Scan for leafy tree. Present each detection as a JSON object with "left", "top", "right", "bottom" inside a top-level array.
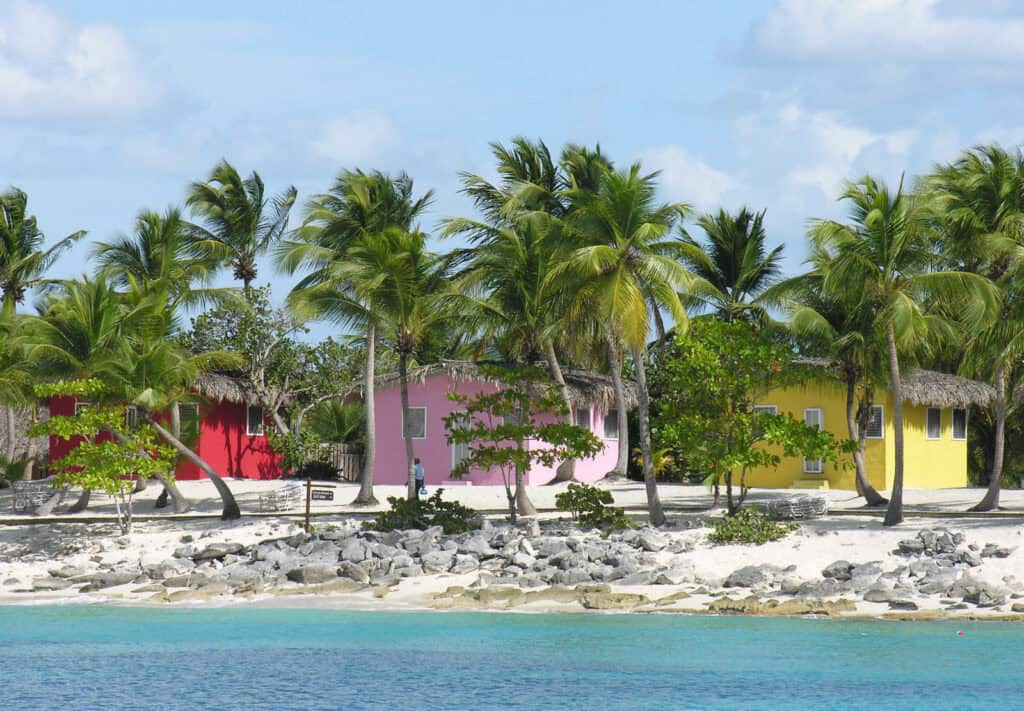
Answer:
[
  {"left": 186, "top": 160, "right": 297, "bottom": 299},
  {"left": 32, "top": 379, "right": 176, "bottom": 534},
  {"left": 651, "top": 320, "right": 853, "bottom": 515},
  {"left": 812, "top": 175, "right": 1000, "bottom": 525},
  {"left": 0, "top": 187, "right": 85, "bottom": 307},
  {"left": 925, "top": 145, "right": 1024, "bottom": 511},
  {"left": 680, "top": 207, "right": 783, "bottom": 324},
  {"left": 558, "top": 163, "right": 692, "bottom": 524},
  {"left": 444, "top": 365, "right": 603, "bottom": 523},
  {"left": 277, "top": 169, "right": 433, "bottom": 505}
]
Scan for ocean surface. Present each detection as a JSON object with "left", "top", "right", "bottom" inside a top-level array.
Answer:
[{"left": 0, "top": 605, "right": 1020, "bottom": 710}]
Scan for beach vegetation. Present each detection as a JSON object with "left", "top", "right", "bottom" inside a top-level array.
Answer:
[
  {"left": 707, "top": 507, "right": 796, "bottom": 545},
  {"left": 555, "top": 482, "right": 634, "bottom": 530},
  {"left": 367, "top": 488, "right": 478, "bottom": 535}
]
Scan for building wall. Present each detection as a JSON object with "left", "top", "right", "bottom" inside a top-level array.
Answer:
[
  {"left": 373, "top": 375, "right": 620, "bottom": 486},
  {"left": 744, "top": 382, "right": 967, "bottom": 490},
  {"left": 49, "top": 396, "right": 281, "bottom": 482}
]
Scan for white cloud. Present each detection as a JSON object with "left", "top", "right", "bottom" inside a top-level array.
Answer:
[
  {"left": 752, "top": 0, "right": 1024, "bottom": 65},
  {"left": 636, "top": 145, "right": 738, "bottom": 208},
  {"left": 737, "top": 103, "right": 915, "bottom": 202},
  {"left": 0, "top": 0, "right": 158, "bottom": 118},
  {"left": 312, "top": 110, "right": 399, "bottom": 166}
]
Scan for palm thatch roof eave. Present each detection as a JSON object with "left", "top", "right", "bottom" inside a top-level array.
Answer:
[
  {"left": 791, "top": 357, "right": 995, "bottom": 409},
  {"left": 194, "top": 372, "right": 272, "bottom": 407},
  {"left": 371, "top": 360, "right": 639, "bottom": 410}
]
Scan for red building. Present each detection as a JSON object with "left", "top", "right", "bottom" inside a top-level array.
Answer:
[{"left": 48, "top": 374, "right": 282, "bottom": 480}]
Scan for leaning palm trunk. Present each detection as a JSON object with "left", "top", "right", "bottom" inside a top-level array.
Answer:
[
  {"left": 399, "top": 352, "right": 417, "bottom": 500},
  {"left": 883, "top": 324, "right": 905, "bottom": 527},
  {"left": 971, "top": 364, "right": 1007, "bottom": 512},
  {"left": 68, "top": 489, "right": 91, "bottom": 513},
  {"left": 111, "top": 430, "right": 191, "bottom": 514},
  {"left": 544, "top": 339, "right": 576, "bottom": 483},
  {"left": 354, "top": 320, "right": 378, "bottom": 505},
  {"left": 147, "top": 416, "right": 240, "bottom": 520},
  {"left": 844, "top": 378, "right": 887, "bottom": 507},
  {"left": 5, "top": 406, "right": 16, "bottom": 462},
  {"left": 604, "top": 336, "right": 629, "bottom": 478},
  {"left": 515, "top": 451, "right": 537, "bottom": 518},
  {"left": 630, "top": 343, "right": 665, "bottom": 526}
]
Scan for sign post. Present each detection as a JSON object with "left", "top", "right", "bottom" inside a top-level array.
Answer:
[{"left": 304, "top": 479, "right": 337, "bottom": 533}]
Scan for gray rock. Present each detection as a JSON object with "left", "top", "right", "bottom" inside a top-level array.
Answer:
[
  {"left": 982, "top": 543, "right": 1015, "bottom": 558},
  {"left": 523, "top": 519, "right": 541, "bottom": 537},
  {"left": 164, "top": 573, "right": 209, "bottom": 589},
  {"left": 960, "top": 550, "right": 984, "bottom": 567},
  {"left": 511, "top": 552, "right": 536, "bottom": 569},
  {"left": 390, "top": 554, "right": 415, "bottom": 570},
  {"left": 450, "top": 554, "right": 479, "bottom": 574},
  {"left": 32, "top": 577, "right": 74, "bottom": 591},
  {"left": 964, "top": 589, "right": 1005, "bottom": 608},
  {"left": 394, "top": 565, "right": 423, "bottom": 578},
  {"left": 421, "top": 550, "right": 455, "bottom": 573},
  {"left": 724, "top": 565, "right": 771, "bottom": 589},
  {"left": 285, "top": 565, "right": 339, "bottom": 585},
  {"left": 48, "top": 565, "right": 88, "bottom": 579},
  {"left": 339, "top": 561, "right": 370, "bottom": 584},
  {"left": 519, "top": 539, "right": 537, "bottom": 558},
  {"left": 193, "top": 542, "right": 244, "bottom": 561},
  {"left": 798, "top": 578, "right": 844, "bottom": 598},
  {"left": 552, "top": 569, "right": 593, "bottom": 585},
  {"left": 90, "top": 571, "right": 139, "bottom": 589},
  {"left": 339, "top": 539, "right": 367, "bottom": 564},
  {"left": 535, "top": 537, "right": 570, "bottom": 559},
  {"left": 897, "top": 539, "right": 925, "bottom": 555},
  {"left": 636, "top": 530, "right": 668, "bottom": 552},
  {"left": 173, "top": 544, "right": 196, "bottom": 559},
  {"left": 617, "top": 570, "right": 656, "bottom": 586},
  {"left": 821, "top": 560, "right": 854, "bottom": 581},
  {"left": 888, "top": 600, "right": 918, "bottom": 611},
  {"left": 215, "top": 565, "right": 263, "bottom": 588},
  {"left": 863, "top": 588, "right": 898, "bottom": 603},
  {"left": 909, "top": 559, "right": 940, "bottom": 578}
]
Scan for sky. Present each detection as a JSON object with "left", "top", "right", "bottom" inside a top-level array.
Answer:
[{"left": 5, "top": 0, "right": 1024, "bottom": 336}]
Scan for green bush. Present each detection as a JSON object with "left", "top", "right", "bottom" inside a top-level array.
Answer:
[
  {"left": 707, "top": 507, "right": 796, "bottom": 545},
  {"left": 366, "top": 488, "right": 478, "bottom": 535},
  {"left": 555, "top": 483, "right": 634, "bottom": 530}
]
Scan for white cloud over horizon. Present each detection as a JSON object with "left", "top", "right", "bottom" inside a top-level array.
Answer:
[
  {"left": 636, "top": 145, "right": 739, "bottom": 210},
  {"left": 0, "top": 0, "right": 159, "bottom": 119},
  {"left": 312, "top": 110, "right": 399, "bottom": 166}
]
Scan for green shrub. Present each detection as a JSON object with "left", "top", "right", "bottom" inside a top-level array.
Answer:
[
  {"left": 366, "top": 488, "right": 478, "bottom": 535},
  {"left": 555, "top": 482, "right": 634, "bottom": 530},
  {"left": 708, "top": 507, "right": 796, "bottom": 545}
]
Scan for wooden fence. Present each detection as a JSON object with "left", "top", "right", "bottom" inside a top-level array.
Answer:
[{"left": 317, "top": 443, "right": 363, "bottom": 482}]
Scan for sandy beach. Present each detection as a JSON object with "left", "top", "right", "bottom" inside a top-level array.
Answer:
[{"left": 2, "top": 480, "right": 1024, "bottom": 620}]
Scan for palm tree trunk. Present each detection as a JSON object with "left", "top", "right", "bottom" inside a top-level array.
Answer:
[
  {"left": 515, "top": 441, "right": 537, "bottom": 518},
  {"left": 110, "top": 429, "right": 191, "bottom": 514},
  {"left": 604, "top": 335, "right": 629, "bottom": 478},
  {"left": 544, "top": 339, "right": 576, "bottom": 483},
  {"left": 147, "top": 415, "right": 240, "bottom": 520},
  {"left": 68, "top": 489, "right": 90, "bottom": 513},
  {"left": 971, "top": 364, "right": 1007, "bottom": 512},
  {"left": 630, "top": 343, "right": 665, "bottom": 526},
  {"left": 399, "top": 352, "right": 417, "bottom": 500},
  {"left": 845, "top": 378, "right": 887, "bottom": 506},
  {"left": 5, "top": 406, "right": 16, "bottom": 462},
  {"left": 354, "top": 320, "right": 378, "bottom": 505},
  {"left": 883, "top": 324, "right": 905, "bottom": 527}
]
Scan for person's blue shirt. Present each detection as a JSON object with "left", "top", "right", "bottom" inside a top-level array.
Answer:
[{"left": 414, "top": 463, "right": 425, "bottom": 481}]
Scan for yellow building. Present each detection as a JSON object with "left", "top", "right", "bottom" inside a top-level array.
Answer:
[{"left": 746, "top": 369, "right": 994, "bottom": 491}]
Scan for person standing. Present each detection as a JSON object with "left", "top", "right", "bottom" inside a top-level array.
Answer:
[{"left": 414, "top": 458, "right": 426, "bottom": 498}]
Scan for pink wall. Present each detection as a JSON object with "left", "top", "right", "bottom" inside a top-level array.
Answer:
[{"left": 373, "top": 374, "right": 621, "bottom": 486}]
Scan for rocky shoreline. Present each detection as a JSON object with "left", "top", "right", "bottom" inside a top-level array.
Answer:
[{"left": 3, "top": 515, "right": 1024, "bottom": 620}]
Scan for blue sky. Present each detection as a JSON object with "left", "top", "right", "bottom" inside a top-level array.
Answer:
[{"left": 5, "top": 0, "right": 1024, "bottom": 334}]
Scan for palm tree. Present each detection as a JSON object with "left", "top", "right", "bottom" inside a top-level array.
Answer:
[
  {"left": 559, "top": 163, "right": 692, "bottom": 525},
  {"left": 812, "top": 175, "right": 1000, "bottom": 526},
  {"left": 0, "top": 187, "right": 85, "bottom": 307},
  {"left": 277, "top": 170, "right": 433, "bottom": 505},
  {"left": 186, "top": 161, "right": 297, "bottom": 299},
  {"left": 764, "top": 251, "right": 889, "bottom": 507},
  {"left": 925, "top": 145, "right": 1024, "bottom": 511},
  {"left": 680, "top": 207, "right": 783, "bottom": 323}
]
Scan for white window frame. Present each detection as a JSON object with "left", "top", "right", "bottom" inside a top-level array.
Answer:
[
  {"left": 125, "top": 405, "right": 139, "bottom": 430},
  {"left": 450, "top": 411, "right": 471, "bottom": 474},
  {"left": 603, "top": 409, "right": 619, "bottom": 440},
  {"left": 246, "top": 405, "right": 265, "bottom": 437},
  {"left": 74, "top": 401, "right": 93, "bottom": 416},
  {"left": 952, "top": 408, "right": 967, "bottom": 441},
  {"left": 753, "top": 404, "right": 778, "bottom": 415},
  {"left": 403, "top": 406, "right": 427, "bottom": 440},
  {"left": 926, "top": 407, "right": 942, "bottom": 440},
  {"left": 574, "top": 407, "right": 592, "bottom": 432},
  {"left": 865, "top": 405, "right": 884, "bottom": 439},
  {"left": 803, "top": 407, "right": 824, "bottom": 474}
]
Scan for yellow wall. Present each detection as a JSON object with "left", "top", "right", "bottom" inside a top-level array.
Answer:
[{"left": 742, "top": 381, "right": 967, "bottom": 491}]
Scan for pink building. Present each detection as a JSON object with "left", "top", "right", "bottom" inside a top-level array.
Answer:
[{"left": 372, "top": 362, "right": 633, "bottom": 486}]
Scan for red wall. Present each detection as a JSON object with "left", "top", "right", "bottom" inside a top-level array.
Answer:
[{"left": 49, "top": 397, "right": 282, "bottom": 481}]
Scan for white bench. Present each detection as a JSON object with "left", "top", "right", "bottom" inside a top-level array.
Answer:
[
  {"left": 12, "top": 478, "right": 66, "bottom": 515},
  {"left": 761, "top": 494, "right": 829, "bottom": 520},
  {"left": 258, "top": 484, "right": 303, "bottom": 512}
]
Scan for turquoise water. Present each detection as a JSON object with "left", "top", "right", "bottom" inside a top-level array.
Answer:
[{"left": 0, "top": 606, "right": 1021, "bottom": 710}]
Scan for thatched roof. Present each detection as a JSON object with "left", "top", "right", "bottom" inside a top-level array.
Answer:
[
  {"left": 373, "top": 361, "right": 639, "bottom": 410},
  {"left": 194, "top": 373, "right": 262, "bottom": 406},
  {"left": 792, "top": 357, "right": 995, "bottom": 408}
]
